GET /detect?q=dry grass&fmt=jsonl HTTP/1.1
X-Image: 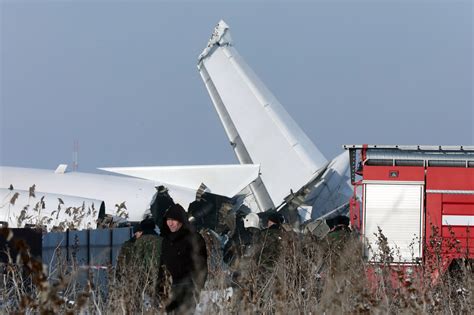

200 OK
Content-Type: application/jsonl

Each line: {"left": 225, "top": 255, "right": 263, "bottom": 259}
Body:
{"left": 0, "top": 227, "right": 472, "bottom": 314}
{"left": 203, "top": 230, "right": 472, "bottom": 314}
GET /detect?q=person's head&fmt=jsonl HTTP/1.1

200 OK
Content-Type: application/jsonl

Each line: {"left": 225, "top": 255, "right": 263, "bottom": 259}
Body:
{"left": 164, "top": 203, "right": 188, "bottom": 233}
{"left": 139, "top": 217, "right": 157, "bottom": 234}
{"left": 166, "top": 218, "right": 183, "bottom": 232}
{"left": 267, "top": 212, "right": 283, "bottom": 228}
{"left": 155, "top": 185, "right": 169, "bottom": 195}
{"left": 133, "top": 224, "right": 143, "bottom": 239}
{"left": 326, "top": 215, "right": 350, "bottom": 231}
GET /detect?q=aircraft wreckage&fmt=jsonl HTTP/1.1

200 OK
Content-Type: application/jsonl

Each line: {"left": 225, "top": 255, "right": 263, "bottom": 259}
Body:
{"left": 0, "top": 20, "right": 352, "bottom": 234}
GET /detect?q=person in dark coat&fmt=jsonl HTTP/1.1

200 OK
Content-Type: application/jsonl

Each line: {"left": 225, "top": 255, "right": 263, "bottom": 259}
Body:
{"left": 134, "top": 217, "right": 162, "bottom": 272}
{"left": 326, "top": 215, "right": 351, "bottom": 245}
{"left": 134, "top": 218, "right": 162, "bottom": 307}
{"left": 259, "top": 211, "right": 284, "bottom": 270}
{"left": 159, "top": 203, "right": 208, "bottom": 313}
{"left": 150, "top": 185, "right": 175, "bottom": 230}
{"left": 116, "top": 218, "right": 162, "bottom": 311}
{"left": 116, "top": 223, "right": 143, "bottom": 277}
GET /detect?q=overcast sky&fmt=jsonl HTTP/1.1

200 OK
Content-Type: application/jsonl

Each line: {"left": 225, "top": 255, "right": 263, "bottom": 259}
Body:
{"left": 1, "top": 0, "right": 472, "bottom": 173}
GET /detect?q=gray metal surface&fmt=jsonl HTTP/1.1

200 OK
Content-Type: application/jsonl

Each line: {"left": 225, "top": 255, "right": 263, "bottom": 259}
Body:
{"left": 366, "top": 150, "right": 474, "bottom": 164}
{"left": 343, "top": 145, "right": 474, "bottom": 167}
{"left": 343, "top": 144, "right": 474, "bottom": 151}
{"left": 42, "top": 227, "right": 132, "bottom": 268}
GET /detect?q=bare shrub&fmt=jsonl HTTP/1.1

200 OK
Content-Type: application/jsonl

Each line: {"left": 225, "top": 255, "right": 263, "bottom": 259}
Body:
{"left": 203, "top": 228, "right": 472, "bottom": 314}
{"left": 0, "top": 226, "right": 472, "bottom": 314}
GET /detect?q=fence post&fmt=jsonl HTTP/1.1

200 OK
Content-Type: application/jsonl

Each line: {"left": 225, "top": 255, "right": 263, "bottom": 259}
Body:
{"left": 87, "top": 229, "right": 91, "bottom": 266}
{"left": 66, "top": 229, "right": 69, "bottom": 262}
{"left": 110, "top": 228, "right": 113, "bottom": 265}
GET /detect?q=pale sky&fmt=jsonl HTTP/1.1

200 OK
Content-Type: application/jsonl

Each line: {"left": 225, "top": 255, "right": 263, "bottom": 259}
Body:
{"left": 1, "top": 0, "right": 472, "bottom": 173}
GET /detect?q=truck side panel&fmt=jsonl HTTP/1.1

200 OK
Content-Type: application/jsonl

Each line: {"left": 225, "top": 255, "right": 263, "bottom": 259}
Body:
{"left": 425, "top": 168, "right": 474, "bottom": 263}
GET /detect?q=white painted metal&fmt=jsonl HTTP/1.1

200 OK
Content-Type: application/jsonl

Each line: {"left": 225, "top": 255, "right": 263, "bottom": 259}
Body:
{"left": 198, "top": 20, "right": 351, "bottom": 217}
{"left": 343, "top": 144, "right": 474, "bottom": 151}
{"left": 364, "top": 183, "right": 423, "bottom": 262}
{"left": 427, "top": 189, "right": 474, "bottom": 195}
{"left": 0, "top": 188, "right": 100, "bottom": 230}
{"left": 100, "top": 164, "right": 260, "bottom": 198}
{"left": 0, "top": 166, "right": 197, "bottom": 222}
{"left": 55, "top": 164, "right": 68, "bottom": 174}
{"left": 199, "top": 59, "right": 274, "bottom": 211}
{"left": 303, "top": 151, "right": 352, "bottom": 219}
{"left": 198, "top": 20, "right": 327, "bottom": 206}
{"left": 442, "top": 215, "right": 474, "bottom": 226}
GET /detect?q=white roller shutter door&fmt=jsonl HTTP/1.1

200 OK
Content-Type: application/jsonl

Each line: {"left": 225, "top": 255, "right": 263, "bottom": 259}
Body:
{"left": 364, "top": 184, "right": 423, "bottom": 263}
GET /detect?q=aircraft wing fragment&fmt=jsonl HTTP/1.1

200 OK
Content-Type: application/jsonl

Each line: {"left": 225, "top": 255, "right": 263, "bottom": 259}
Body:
{"left": 100, "top": 164, "right": 260, "bottom": 198}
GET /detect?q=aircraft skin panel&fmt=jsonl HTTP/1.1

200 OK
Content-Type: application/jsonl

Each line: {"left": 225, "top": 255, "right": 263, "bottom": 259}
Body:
{"left": 0, "top": 188, "right": 100, "bottom": 229}
{"left": 198, "top": 25, "right": 327, "bottom": 206}
{"left": 199, "top": 65, "right": 275, "bottom": 211}
{"left": 304, "top": 151, "right": 352, "bottom": 219}
{"left": 100, "top": 164, "right": 260, "bottom": 198}
{"left": 200, "top": 66, "right": 253, "bottom": 165}
{"left": 228, "top": 46, "right": 328, "bottom": 171}
{"left": 0, "top": 166, "right": 196, "bottom": 221}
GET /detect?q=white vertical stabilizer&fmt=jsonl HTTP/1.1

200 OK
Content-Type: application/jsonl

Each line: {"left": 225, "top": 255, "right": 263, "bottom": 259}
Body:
{"left": 198, "top": 20, "right": 327, "bottom": 210}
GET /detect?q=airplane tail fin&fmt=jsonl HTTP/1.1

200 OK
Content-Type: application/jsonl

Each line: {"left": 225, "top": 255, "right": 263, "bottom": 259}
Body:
{"left": 198, "top": 21, "right": 328, "bottom": 211}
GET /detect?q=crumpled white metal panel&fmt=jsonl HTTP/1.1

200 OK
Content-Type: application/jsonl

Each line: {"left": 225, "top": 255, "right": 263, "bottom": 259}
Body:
{"left": 100, "top": 164, "right": 260, "bottom": 198}
{"left": 198, "top": 21, "right": 327, "bottom": 207}
{"left": 304, "top": 151, "right": 352, "bottom": 219}
{"left": 364, "top": 184, "right": 423, "bottom": 262}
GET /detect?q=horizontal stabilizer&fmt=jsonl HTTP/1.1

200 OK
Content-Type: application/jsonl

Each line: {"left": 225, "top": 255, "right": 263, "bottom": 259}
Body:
{"left": 99, "top": 164, "right": 260, "bottom": 198}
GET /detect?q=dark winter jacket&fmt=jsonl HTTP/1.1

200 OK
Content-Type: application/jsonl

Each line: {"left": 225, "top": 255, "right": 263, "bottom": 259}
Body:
{"left": 116, "top": 236, "right": 137, "bottom": 277}
{"left": 159, "top": 204, "right": 208, "bottom": 289}
{"left": 326, "top": 225, "right": 351, "bottom": 245}
{"left": 259, "top": 225, "right": 283, "bottom": 268}
{"left": 150, "top": 191, "right": 175, "bottom": 230}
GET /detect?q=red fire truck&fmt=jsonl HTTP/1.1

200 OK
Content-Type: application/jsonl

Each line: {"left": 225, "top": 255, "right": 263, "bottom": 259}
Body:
{"left": 344, "top": 145, "right": 473, "bottom": 278}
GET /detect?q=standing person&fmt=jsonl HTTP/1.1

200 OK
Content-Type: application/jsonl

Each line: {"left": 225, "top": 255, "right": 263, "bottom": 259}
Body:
{"left": 259, "top": 211, "right": 284, "bottom": 270}
{"left": 159, "top": 204, "right": 208, "bottom": 313}
{"left": 116, "top": 223, "right": 143, "bottom": 277}
{"left": 325, "top": 215, "right": 351, "bottom": 246}
{"left": 135, "top": 218, "right": 162, "bottom": 309}
{"left": 134, "top": 217, "right": 162, "bottom": 272}
{"left": 150, "top": 185, "right": 175, "bottom": 230}
{"left": 116, "top": 218, "right": 162, "bottom": 311}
